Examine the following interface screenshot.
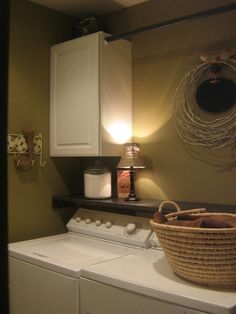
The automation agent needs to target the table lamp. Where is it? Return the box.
[117,143,145,201]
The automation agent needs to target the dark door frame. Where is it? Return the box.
[0,0,9,313]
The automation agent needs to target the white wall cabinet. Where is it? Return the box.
[50,32,132,156]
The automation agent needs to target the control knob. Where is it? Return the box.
[105,221,112,228]
[95,220,102,226]
[126,223,138,235]
[76,217,82,223]
[85,218,92,224]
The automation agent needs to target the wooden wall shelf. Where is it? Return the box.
[53,196,236,218]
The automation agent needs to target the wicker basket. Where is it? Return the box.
[150,201,236,289]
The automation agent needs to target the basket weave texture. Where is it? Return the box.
[150,201,236,289]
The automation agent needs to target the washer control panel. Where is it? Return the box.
[67,208,153,248]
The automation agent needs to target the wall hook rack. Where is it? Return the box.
[8,130,47,170]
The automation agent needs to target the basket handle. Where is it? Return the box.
[158,200,207,219]
[158,201,182,212]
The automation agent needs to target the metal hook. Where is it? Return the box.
[14,154,21,167]
[39,154,46,167]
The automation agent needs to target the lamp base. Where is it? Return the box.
[125,195,141,201]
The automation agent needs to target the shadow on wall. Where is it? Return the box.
[133,119,173,201]
[134,116,236,202]
[52,157,120,197]
[181,143,236,172]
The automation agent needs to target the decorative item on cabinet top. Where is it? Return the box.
[8,129,46,170]
[75,17,100,38]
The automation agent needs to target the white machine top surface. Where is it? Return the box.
[9,208,153,277]
[9,233,138,277]
[81,249,236,314]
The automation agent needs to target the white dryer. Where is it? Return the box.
[8,208,153,314]
[80,239,236,314]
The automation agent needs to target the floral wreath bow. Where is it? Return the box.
[200,48,236,63]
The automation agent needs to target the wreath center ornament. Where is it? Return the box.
[172,48,236,149]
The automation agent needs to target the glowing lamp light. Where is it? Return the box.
[107,122,132,144]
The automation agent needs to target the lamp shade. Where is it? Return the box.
[117,143,145,169]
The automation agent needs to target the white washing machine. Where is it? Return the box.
[8,208,153,314]
[80,240,236,314]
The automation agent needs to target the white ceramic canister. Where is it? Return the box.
[84,160,112,199]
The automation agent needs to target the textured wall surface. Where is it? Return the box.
[8,0,236,242]
[8,0,78,242]
[105,0,236,205]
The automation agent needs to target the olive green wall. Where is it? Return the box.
[8,0,236,242]
[8,0,78,242]
[105,0,236,205]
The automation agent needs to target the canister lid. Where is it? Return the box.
[84,160,110,175]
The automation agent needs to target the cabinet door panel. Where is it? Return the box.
[50,35,99,156]
[50,32,132,156]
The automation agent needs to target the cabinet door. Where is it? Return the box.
[80,278,207,314]
[50,34,99,156]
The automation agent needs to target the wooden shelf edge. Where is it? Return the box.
[52,196,236,217]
